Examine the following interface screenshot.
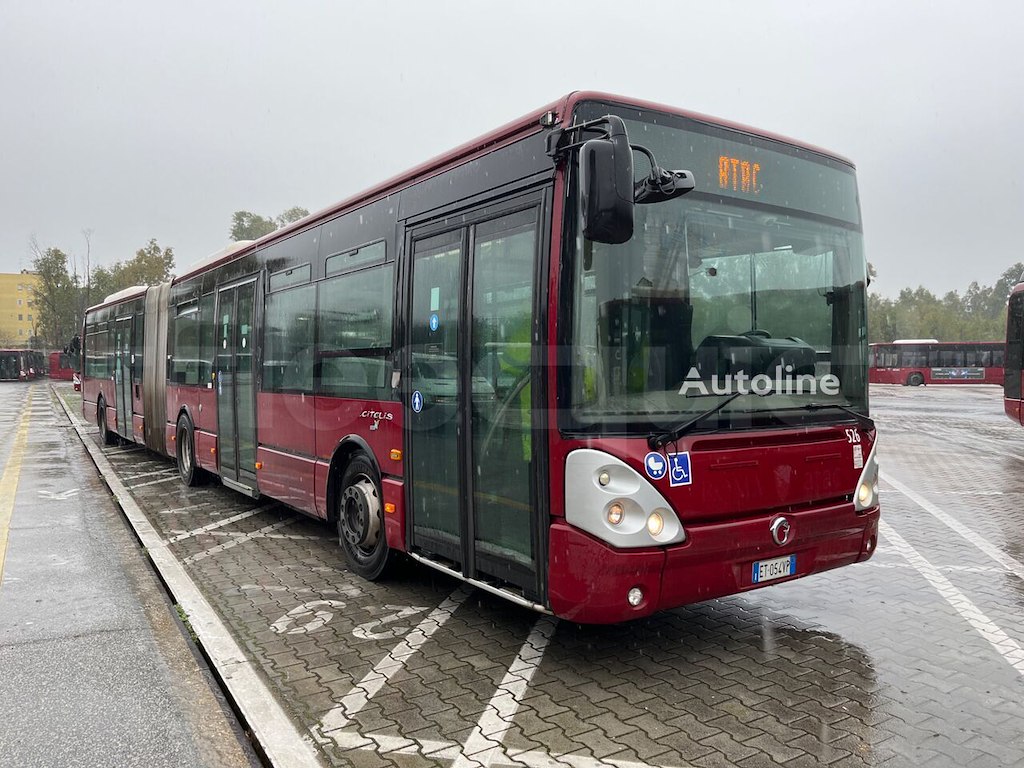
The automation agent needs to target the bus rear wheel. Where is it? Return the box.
[97,399,116,446]
[907,372,925,387]
[336,454,394,580]
[176,416,204,487]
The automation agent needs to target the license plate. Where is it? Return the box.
[752,554,796,584]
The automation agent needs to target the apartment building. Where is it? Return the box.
[0,271,41,347]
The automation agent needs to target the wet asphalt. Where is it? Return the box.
[0,382,257,768]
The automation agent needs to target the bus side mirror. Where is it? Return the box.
[579,115,634,245]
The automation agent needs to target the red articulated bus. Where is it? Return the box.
[81,92,879,623]
[1004,283,1024,423]
[0,350,29,381]
[870,340,1005,386]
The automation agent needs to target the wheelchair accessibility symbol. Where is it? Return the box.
[668,452,692,487]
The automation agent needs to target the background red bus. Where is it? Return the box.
[1005,283,1024,423]
[870,340,1004,386]
[82,92,879,623]
[49,350,76,380]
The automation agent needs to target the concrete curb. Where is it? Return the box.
[52,385,323,768]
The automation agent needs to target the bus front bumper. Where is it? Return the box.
[547,502,879,624]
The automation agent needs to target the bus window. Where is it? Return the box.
[317,263,394,399]
[263,284,316,393]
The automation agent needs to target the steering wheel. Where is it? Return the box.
[742,329,771,338]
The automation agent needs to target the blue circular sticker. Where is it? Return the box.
[429,313,439,332]
[411,390,423,413]
[644,452,668,480]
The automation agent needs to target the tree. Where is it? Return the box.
[230,211,276,241]
[91,239,175,300]
[230,207,309,241]
[867,262,1020,343]
[275,206,309,228]
[32,243,81,349]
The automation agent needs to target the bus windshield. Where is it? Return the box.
[566,109,868,435]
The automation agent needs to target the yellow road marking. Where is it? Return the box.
[0,389,33,588]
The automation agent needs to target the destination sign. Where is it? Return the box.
[718,155,761,195]
[574,101,861,227]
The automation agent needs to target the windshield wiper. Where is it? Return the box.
[648,392,745,449]
[795,403,874,431]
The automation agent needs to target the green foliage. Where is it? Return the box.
[869,262,1023,343]
[32,247,81,349]
[91,239,175,301]
[230,211,276,241]
[275,206,309,228]
[230,207,309,241]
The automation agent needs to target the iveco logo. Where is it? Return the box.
[769,517,792,546]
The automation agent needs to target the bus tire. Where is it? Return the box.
[336,454,394,580]
[176,416,204,487]
[97,398,117,446]
[907,372,925,387]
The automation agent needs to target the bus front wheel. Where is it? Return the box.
[336,454,394,580]
[176,416,204,487]
[907,372,925,387]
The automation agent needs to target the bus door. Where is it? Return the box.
[114,316,133,438]
[215,280,258,493]
[406,203,544,598]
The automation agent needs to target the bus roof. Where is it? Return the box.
[171,90,858,285]
[85,284,149,313]
[871,340,1002,346]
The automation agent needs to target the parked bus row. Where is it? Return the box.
[0,349,50,381]
[81,91,879,623]
[0,349,79,382]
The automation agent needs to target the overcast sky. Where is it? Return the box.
[1,1,1020,298]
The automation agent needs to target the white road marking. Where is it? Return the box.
[352,605,432,640]
[102,445,145,455]
[239,584,365,599]
[37,489,79,500]
[168,530,323,542]
[315,588,470,739]
[941,491,1005,496]
[452,617,557,768]
[127,475,180,489]
[881,519,1024,678]
[168,507,265,543]
[181,519,295,564]
[271,600,348,635]
[158,503,218,515]
[120,468,179,482]
[866,562,1005,574]
[882,471,1024,581]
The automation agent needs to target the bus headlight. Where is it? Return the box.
[607,502,624,526]
[857,482,872,506]
[853,442,879,512]
[565,450,687,548]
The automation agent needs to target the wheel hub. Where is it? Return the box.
[339,478,381,550]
